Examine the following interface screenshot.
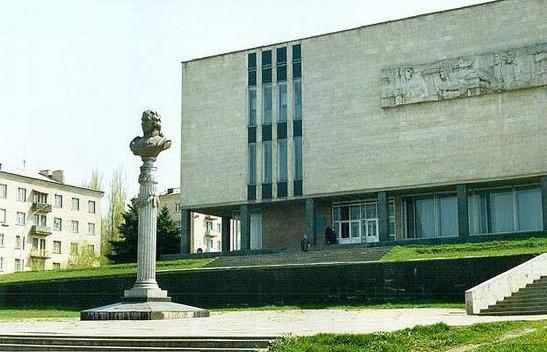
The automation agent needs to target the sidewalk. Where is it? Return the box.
[0,309,546,338]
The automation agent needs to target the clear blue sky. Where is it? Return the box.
[0,0,491,200]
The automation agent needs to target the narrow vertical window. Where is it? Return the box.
[262,50,272,83]
[278,83,287,122]
[248,53,257,86]
[292,44,301,78]
[278,139,288,182]
[248,144,256,185]
[294,79,302,120]
[294,136,303,180]
[263,85,272,125]
[263,141,272,184]
[248,87,257,126]
[276,47,287,81]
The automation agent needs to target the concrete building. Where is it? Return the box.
[0,168,103,274]
[180,0,547,253]
[159,188,225,253]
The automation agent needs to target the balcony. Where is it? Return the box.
[31,225,52,236]
[32,202,52,213]
[30,249,51,258]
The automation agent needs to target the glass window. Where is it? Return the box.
[33,214,46,226]
[0,257,3,271]
[294,136,303,180]
[334,207,341,221]
[16,212,26,225]
[438,195,458,236]
[262,50,272,83]
[33,192,47,204]
[278,139,288,182]
[351,221,360,238]
[248,88,257,126]
[0,209,5,223]
[87,245,95,254]
[53,241,61,254]
[341,206,349,221]
[14,258,21,272]
[350,206,360,220]
[263,141,272,183]
[341,222,350,238]
[0,184,6,198]
[54,194,63,208]
[294,79,302,120]
[88,223,95,235]
[468,191,488,234]
[0,233,4,247]
[263,85,272,124]
[71,198,79,211]
[262,50,272,67]
[70,243,78,255]
[516,187,542,231]
[278,83,287,122]
[53,218,62,231]
[71,220,79,233]
[489,190,514,233]
[53,262,61,270]
[415,196,436,238]
[88,201,96,213]
[248,53,257,86]
[248,144,256,185]
[17,188,26,202]
[15,236,21,249]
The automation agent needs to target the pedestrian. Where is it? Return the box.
[300,233,311,252]
[324,225,336,245]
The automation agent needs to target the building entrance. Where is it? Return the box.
[333,200,394,244]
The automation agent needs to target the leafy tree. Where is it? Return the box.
[109,205,181,263]
[88,169,104,191]
[102,168,127,257]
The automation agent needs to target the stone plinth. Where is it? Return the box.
[80,300,210,320]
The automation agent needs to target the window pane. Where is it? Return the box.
[248,88,256,126]
[278,84,287,122]
[365,203,377,219]
[292,44,301,61]
[438,195,458,236]
[334,207,341,221]
[276,47,287,64]
[278,139,287,182]
[516,187,542,231]
[489,190,514,233]
[341,222,349,238]
[248,53,256,69]
[415,196,435,238]
[248,144,256,184]
[294,80,302,120]
[341,206,349,221]
[263,85,272,124]
[468,192,487,234]
[351,221,360,238]
[350,206,360,220]
[294,136,302,180]
[262,50,272,66]
[263,141,272,183]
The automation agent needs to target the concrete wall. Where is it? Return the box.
[0,254,535,309]
[262,203,305,249]
[181,0,547,209]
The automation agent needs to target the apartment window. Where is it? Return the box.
[248,144,257,185]
[0,257,3,271]
[53,241,61,254]
[0,184,6,198]
[33,192,47,204]
[263,141,272,184]
[276,47,287,81]
[263,85,273,125]
[294,136,303,180]
[0,233,4,247]
[0,209,5,223]
[16,212,26,226]
[53,218,62,231]
[17,188,26,202]
[248,87,257,127]
[262,50,272,83]
[70,242,78,255]
[175,203,181,213]
[86,244,95,254]
[206,221,213,232]
[248,52,257,86]
[278,83,287,122]
[292,44,301,78]
[54,194,63,208]
[293,79,302,120]
[15,236,21,249]
[14,259,21,272]
[88,200,96,213]
[71,197,79,211]
[404,193,458,238]
[33,214,46,227]
[468,186,542,235]
[87,223,95,235]
[71,220,79,233]
[278,139,288,182]
[53,262,61,270]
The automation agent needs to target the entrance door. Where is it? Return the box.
[250,212,262,250]
[362,203,379,243]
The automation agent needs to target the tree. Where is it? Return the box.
[102,168,127,257]
[108,205,181,263]
[88,169,104,191]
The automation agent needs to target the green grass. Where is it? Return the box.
[217,300,464,311]
[271,320,547,352]
[381,237,547,261]
[0,307,80,320]
[0,258,215,284]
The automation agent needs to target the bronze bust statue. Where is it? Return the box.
[130,110,172,158]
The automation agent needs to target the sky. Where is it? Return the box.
[0,0,493,203]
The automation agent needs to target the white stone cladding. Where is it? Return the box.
[181,0,547,209]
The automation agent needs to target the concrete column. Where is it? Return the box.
[541,176,547,231]
[457,184,469,240]
[180,209,191,254]
[240,204,251,251]
[378,191,390,242]
[221,217,231,253]
[305,198,317,245]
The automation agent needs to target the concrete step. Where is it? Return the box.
[498,297,547,304]
[486,304,547,312]
[0,344,264,351]
[479,309,547,316]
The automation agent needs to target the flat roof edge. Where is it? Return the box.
[0,170,105,196]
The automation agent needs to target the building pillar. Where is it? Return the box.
[305,198,317,245]
[221,217,231,253]
[457,184,469,240]
[541,176,547,232]
[180,209,191,254]
[240,204,251,251]
[378,191,390,242]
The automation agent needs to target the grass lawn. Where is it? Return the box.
[217,300,464,311]
[271,320,547,352]
[0,307,80,320]
[381,237,547,261]
[0,258,215,284]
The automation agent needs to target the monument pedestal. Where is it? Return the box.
[80,299,209,320]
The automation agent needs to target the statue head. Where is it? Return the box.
[141,110,163,138]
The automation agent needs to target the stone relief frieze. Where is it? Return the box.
[381,43,547,108]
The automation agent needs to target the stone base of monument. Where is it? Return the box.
[80,297,210,320]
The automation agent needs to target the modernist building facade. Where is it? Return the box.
[180,0,547,253]
[0,168,103,274]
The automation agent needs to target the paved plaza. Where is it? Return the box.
[1,309,546,338]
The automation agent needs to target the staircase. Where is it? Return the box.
[0,335,274,351]
[479,276,547,316]
[205,244,392,268]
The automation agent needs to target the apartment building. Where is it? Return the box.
[180,0,547,252]
[0,168,103,274]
